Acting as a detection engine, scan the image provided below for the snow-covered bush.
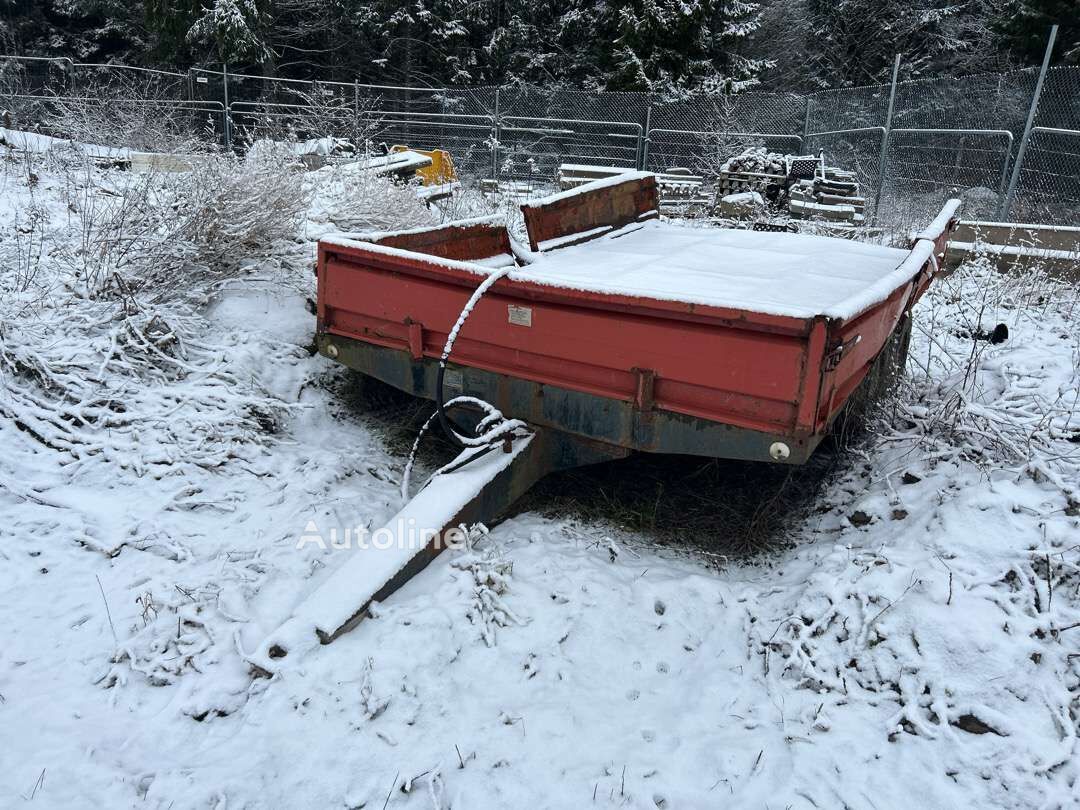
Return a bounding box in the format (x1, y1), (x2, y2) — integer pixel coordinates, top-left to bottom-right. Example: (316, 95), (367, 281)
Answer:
(48, 144), (308, 302)
(176, 145), (309, 281)
(306, 160), (434, 234)
(0, 135), (455, 486)
(0, 146), (310, 481)
(43, 84), (213, 155)
(235, 83), (380, 150)
(900, 254), (1080, 486)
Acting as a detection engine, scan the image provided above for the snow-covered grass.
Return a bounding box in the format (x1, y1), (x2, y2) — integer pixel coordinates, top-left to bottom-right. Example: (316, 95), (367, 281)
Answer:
(1, 144), (1078, 809)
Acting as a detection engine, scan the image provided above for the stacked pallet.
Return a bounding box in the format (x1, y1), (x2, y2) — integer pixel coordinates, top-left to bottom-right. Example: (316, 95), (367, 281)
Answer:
(788, 166), (866, 224)
(717, 149), (786, 195)
(714, 148), (866, 223)
(715, 148), (786, 196)
(715, 170), (785, 197)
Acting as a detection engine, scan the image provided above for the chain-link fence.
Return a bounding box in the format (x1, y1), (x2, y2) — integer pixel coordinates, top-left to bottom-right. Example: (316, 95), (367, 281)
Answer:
(2, 52), (1077, 225)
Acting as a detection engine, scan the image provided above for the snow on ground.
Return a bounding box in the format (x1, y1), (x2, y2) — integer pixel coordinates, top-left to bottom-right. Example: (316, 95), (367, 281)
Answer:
(1, 146), (1079, 809)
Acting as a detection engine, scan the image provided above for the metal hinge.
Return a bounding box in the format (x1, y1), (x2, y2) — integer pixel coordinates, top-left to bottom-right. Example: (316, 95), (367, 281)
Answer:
(824, 334), (861, 370)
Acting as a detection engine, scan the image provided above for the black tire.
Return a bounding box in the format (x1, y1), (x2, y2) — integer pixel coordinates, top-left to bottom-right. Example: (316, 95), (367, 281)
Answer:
(833, 313), (912, 442)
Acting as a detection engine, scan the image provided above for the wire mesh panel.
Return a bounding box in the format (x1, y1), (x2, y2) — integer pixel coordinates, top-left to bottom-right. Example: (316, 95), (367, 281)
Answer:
(2, 53), (1077, 222)
(192, 70), (498, 173)
(496, 116), (641, 181)
(0, 56), (73, 129)
(652, 92), (804, 135)
(500, 86), (651, 126)
(72, 63), (188, 101)
(1012, 128), (1080, 225)
(227, 100), (355, 143)
(645, 129), (803, 174)
(643, 93), (804, 177)
(1030, 66), (1080, 131)
(494, 86), (649, 182)
(367, 111), (495, 178)
(65, 63), (211, 150)
(1017, 65), (1080, 224)
(889, 70), (1039, 136)
(881, 129), (1014, 224)
(805, 127), (886, 203)
(0, 56), (72, 95)
(806, 84), (891, 136)
(360, 86), (496, 177)
(1, 57), (220, 149)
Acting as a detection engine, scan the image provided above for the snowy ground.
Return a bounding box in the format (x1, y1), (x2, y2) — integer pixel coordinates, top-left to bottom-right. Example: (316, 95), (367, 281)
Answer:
(1, 145), (1079, 809)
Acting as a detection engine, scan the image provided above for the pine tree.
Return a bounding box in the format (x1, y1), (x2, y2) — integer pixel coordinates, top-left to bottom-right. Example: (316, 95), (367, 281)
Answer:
(186, 0), (270, 64)
(994, 0), (1078, 65)
(1, 0), (145, 62)
(803, 0), (967, 87)
(599, 0), (769, 94)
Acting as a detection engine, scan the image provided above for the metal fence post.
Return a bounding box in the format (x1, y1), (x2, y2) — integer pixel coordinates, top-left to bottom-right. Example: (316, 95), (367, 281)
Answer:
(222, 61), (232, 150)
(1000, 24), (1058, 220)
(491, 87), (500, 180)
(640, 104), (652, 170)
(63, 58), (76, 96)
(802, 96), (811, 142)
(871, 54), (901, 224)
(353, 78), (360, 148)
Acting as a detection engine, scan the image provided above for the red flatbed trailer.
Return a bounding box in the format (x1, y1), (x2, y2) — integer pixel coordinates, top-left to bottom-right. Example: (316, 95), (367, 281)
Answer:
(316, 174), (958, 466)
(250, 175), (960, 668)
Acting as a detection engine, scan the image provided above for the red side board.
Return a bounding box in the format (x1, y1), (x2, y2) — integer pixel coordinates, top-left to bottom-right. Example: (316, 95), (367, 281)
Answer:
(520, 175), (661, 252)
(369, 220), (511, 262)
(317, 196), (958, 455)
(320, 241), (820, 440)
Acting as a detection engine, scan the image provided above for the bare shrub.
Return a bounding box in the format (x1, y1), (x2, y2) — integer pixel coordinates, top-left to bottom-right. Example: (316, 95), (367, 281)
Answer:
(889, 254), (1080, 491)
(176, 145), (309, 275)
(695, 96), (768, 179)
(307, 158), (434, 233)
(42, 79), (214, 154)
(0, 151), (303, 478)
(50, 145), (309, 302)
(234, 83), (381, 155)
(0, 58), (64, 132)
(0, 289), (299, 477)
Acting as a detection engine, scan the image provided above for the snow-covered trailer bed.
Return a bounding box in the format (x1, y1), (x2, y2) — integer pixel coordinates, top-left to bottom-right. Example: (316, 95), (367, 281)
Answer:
(253, 176), (959, 667)
(315, 174), (958, 465)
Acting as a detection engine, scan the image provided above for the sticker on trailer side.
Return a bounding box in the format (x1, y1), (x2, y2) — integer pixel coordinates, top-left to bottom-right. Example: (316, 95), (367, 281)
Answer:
(508, 305), (532, 327)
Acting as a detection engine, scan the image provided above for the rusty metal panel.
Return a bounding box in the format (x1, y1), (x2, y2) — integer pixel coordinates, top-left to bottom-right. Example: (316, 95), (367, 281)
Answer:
(319, 334), (822, 464)
(520, 174), (660, 252)
(815, 282), (910, 430)
(371, 219), (512, 262)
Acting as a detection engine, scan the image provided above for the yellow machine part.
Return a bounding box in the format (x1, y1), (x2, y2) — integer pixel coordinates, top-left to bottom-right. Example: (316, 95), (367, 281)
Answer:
(390, 145), (457, 185)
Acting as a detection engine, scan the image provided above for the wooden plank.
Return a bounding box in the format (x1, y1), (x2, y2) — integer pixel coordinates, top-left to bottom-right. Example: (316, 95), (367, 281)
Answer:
(951, 221), (1080, 253)
(944, 220), (1079, 276)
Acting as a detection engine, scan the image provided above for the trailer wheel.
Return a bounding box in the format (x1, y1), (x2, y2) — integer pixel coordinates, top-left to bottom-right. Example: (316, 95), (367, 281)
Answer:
(834, 313), (912, 442)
